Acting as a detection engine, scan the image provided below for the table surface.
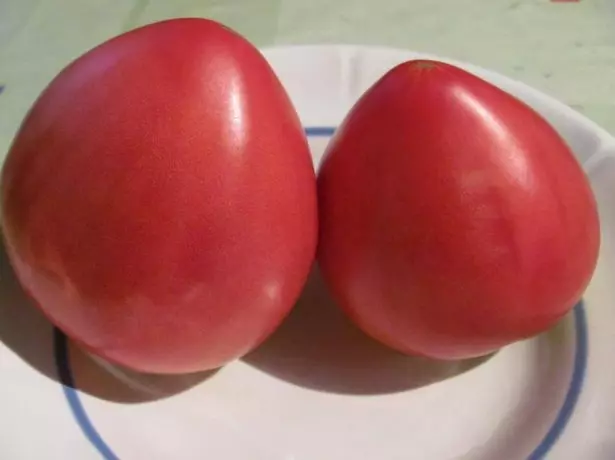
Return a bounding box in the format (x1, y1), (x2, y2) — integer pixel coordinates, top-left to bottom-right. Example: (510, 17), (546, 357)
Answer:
(1, 0), (614, 159)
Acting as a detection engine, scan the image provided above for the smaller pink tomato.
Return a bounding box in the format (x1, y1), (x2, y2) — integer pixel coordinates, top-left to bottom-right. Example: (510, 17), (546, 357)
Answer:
(317, 60), (600, 360)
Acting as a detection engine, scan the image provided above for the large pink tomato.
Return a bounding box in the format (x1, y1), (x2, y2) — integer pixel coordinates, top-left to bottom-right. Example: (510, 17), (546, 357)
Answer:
(0, 19), (317, 374)
(318, 60), (599, 360)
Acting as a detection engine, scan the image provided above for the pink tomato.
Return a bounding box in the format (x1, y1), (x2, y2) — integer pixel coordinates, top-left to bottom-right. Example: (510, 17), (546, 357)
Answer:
(1, 19), (317, 373)
(317, 60), (599, 359)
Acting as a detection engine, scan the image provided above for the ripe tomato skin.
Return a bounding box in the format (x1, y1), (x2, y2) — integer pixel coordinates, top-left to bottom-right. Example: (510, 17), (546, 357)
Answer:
(318, 60), (600, 360)
(0, 19), (318, 374)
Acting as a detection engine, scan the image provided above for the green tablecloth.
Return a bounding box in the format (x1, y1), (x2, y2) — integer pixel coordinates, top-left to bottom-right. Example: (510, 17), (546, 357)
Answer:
(1, 0), (614, 158)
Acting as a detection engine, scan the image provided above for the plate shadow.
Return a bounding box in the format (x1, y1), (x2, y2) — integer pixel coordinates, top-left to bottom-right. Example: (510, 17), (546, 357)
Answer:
(243, 265), (494, 395)
(0, 236), (212, 404)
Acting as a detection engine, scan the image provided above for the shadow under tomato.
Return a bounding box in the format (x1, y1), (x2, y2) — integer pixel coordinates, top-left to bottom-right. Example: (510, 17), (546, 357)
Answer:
(0, 236), (213, 404)
(243, 264), (494, 395)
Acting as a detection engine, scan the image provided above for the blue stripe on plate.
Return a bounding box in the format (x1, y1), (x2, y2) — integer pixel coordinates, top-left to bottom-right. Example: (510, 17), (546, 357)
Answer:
(305, 126), (335, 137)
(528, 302), (588, 459)
(55, 126), (588, 460)
(54, 328), (120, 460)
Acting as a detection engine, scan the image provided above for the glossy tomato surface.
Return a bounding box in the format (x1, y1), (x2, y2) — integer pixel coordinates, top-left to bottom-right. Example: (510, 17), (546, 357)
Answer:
(318, 60), (600, 360)
(0, 19), (317, 374)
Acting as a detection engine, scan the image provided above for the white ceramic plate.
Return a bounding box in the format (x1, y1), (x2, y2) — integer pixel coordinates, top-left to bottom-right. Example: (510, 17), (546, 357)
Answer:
(1, 45), (615, 460)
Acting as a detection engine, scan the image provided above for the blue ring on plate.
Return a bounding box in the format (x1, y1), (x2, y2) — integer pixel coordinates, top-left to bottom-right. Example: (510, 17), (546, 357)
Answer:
(55, 126), (588, 460)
